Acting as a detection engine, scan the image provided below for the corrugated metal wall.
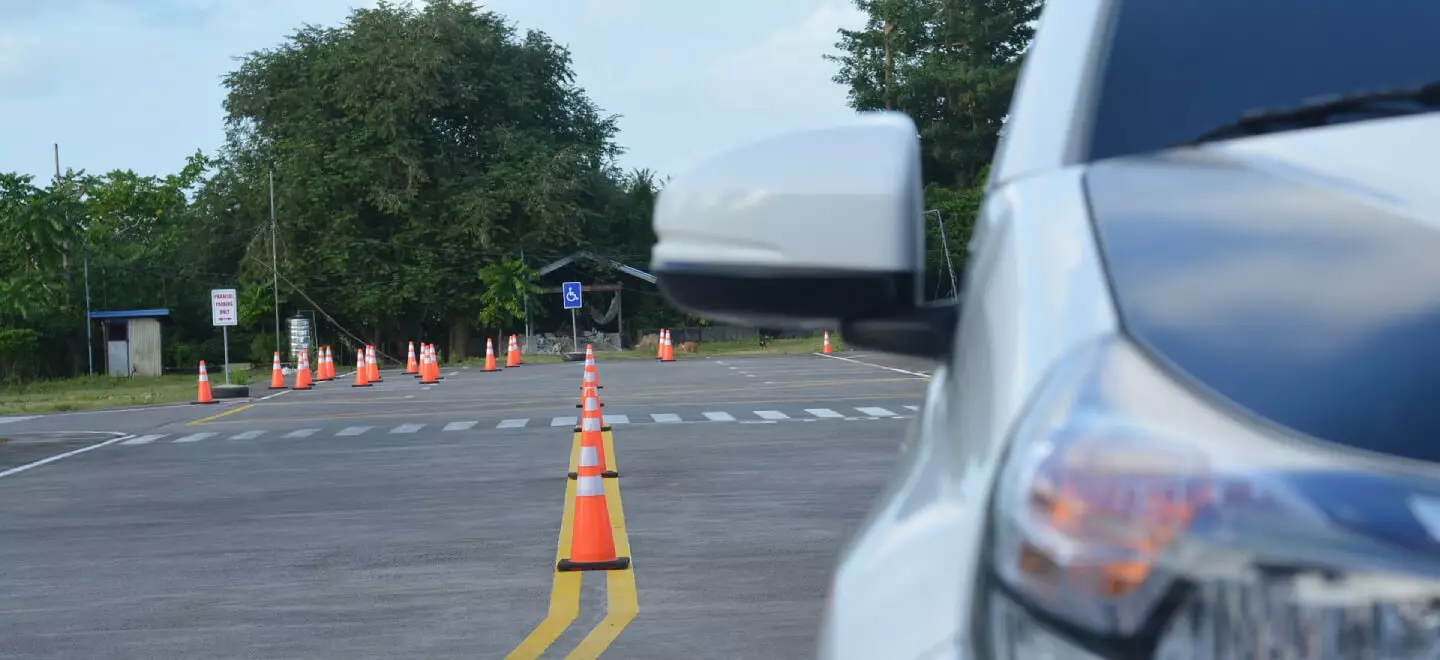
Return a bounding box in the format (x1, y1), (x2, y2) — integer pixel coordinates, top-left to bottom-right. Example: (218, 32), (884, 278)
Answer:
(127, 318), (163, 377)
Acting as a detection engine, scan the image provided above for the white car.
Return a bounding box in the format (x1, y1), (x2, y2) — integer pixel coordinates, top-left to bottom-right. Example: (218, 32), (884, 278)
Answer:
(650, 0), (1440, 657)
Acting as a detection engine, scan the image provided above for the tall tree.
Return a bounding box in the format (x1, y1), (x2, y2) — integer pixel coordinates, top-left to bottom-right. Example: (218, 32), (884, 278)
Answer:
(828, 0), (1039, 188)
(220, 0), (621, 358)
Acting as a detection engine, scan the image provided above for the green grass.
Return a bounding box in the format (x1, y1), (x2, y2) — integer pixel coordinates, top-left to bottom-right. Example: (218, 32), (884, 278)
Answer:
(0, 368), (258, 415)
(442, 336), (841, 367)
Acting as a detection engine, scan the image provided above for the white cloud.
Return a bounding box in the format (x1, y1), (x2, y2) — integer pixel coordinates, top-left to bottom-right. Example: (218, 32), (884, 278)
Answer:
(705, 0), (865, 112)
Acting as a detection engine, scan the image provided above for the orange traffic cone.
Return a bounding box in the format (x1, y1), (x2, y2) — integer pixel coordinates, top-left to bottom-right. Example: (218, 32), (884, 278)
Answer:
(419, 345), (438, 384)
(352, 348), (371, 387)
(505, 334), (521, 368)
(366, 346), (381, 382)
(656, 328), (665, 360)
(557, 423), (629, 571)
(315, 347), (328, 381)
(192, 361), (217, 404)
(481, 338), (499, 372)
(582, 345), (602, 390)
(405, 341), (419, 374)
(430, 344), (445, 381)
(322, 346), (335, 381)
(660, 330), (675, 362)
(268, 352), (287, 389)
(823, 331), (832, 354)
(513, 334), (525, 365)
(568, 385), (617, 478)
(293, 349), (312, 390)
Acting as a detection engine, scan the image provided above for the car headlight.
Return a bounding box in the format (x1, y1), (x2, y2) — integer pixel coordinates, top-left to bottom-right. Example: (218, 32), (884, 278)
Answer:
(983, 337), (1440, 659)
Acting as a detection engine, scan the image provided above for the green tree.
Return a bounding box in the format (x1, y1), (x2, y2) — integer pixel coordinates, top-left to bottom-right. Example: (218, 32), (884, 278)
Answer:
(477, 257), (541, 349)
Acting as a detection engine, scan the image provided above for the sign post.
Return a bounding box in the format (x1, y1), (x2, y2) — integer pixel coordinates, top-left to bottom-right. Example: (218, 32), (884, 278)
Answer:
(210, 289), (238, 384)
(562, 281), (583, 351)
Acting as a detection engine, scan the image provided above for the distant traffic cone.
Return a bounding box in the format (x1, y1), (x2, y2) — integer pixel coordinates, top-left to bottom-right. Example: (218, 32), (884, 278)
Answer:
(823, 331), (832, 354)
(656, 329), (665, 360)
(323, 346), (335, 380)
(268, 352), (287, 389)
(352, 348), (371, 387)
(430, 344), (445, 381)
(513, 334), (524, 365)
(419, 345), (438, 384)
(660, 330), (675, 362)
(582, 345), (602, 389)
(568, 387), (617, 479)
(557, 427), (629, 571)
(505, 334), (521, 368)
(366, 345), (381, 382)
(293, 349), (312, 390)
(405, 341), (419, 374)
(315, 347), (328, 381)
(481, 338), (499, 372)
(192, 361), (217, 404)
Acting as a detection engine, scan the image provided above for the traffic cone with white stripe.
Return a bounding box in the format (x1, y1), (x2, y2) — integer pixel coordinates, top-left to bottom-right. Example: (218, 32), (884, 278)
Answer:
(405, 341), (419, 375)
(655, 328), (665, 360)
(660, 330), (676, 362)
(293, 349), (312, 390)
(582, 345), (602, 389)
(823, 331), (832, 354)
(419, 345), (438, 384)
(505, 334), (521, 368)
(568, 386), (617, 479)
(481, 338), (499, 372)
(429, 344), (445, 381)
(352, 348), (371, 387)
(192, 361), (217, 404)
(324, 346), (335, 381)
(513, 334), (525, 365)
(365, 345), (381, 382)
(268, 352), (287, 389)
(557, 401), (628, 572)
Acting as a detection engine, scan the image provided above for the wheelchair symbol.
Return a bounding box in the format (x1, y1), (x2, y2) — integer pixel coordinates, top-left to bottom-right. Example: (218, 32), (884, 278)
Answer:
(565, 290), (580, 303)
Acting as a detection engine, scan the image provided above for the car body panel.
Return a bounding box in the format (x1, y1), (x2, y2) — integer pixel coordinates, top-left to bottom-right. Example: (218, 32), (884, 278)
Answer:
(1086, 115), (1440, 462)
(818, 167), (1120, 658)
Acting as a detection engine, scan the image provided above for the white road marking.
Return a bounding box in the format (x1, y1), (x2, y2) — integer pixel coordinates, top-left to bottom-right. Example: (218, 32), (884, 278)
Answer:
(703, 412), (735, 422)
(551, 416), (577, 427)
(230, 430), (264, 440)
(754, 410), (789, 420)
(390, 423), (423, 434)
(805, 408), (844, 418)
(258, 389), (292, 401)
(283, 429), (319, 438)
(446, 372), (459, 377)
(904, 405), (921, 411)
(814, 352), (932, 379)
(337, 426), (370, 436)
(0, 434), (133, 479)
(174, 432), (218, 443)
(745, 374), (756, 377)
(120, 434), (165, 445)
(728, 366), (739, 370)
(497, 419), (529, 429)
(857, 407), (898, 417)
(651, 413), (683, 423)
(605, 414), (630, 424)
(443, 421), (478, 431)
(0, 416), (38, 425)
(740, 420), (779, 425)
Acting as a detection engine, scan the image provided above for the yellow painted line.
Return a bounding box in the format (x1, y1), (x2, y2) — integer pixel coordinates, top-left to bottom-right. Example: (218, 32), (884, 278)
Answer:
(505, 433), (585, 660)
(187, 403), (253, 425)
(564, 439), (637, 659)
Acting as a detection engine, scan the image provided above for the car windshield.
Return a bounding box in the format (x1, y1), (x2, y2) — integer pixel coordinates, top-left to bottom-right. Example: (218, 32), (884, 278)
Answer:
(1086, 0), (1440, 160)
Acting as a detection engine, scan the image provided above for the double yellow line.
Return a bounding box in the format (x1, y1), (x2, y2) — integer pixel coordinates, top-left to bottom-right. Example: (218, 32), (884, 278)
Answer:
(506, 429), (637, 659)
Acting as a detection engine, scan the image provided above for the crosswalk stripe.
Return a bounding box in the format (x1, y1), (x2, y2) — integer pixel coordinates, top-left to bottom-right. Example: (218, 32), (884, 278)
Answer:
(230, 430), (264, 440)
(550, 416), (577, 427)
(856, 407), (897, 417)
(805, 408), (844, 418)
(651, 413), (683, 423)
(754, 410), (789, 420)
(443, 421), (478, 431)
(606, 414), (630, 424)
(337, 426), (370, 436)
(390, 423), (423, 434)
(497, 419), (529, 429)
(703, 412), (735, 422)
(121, 434), (164, 445)
(173, 432), (217, 443)
(903, 405), (921, 411)
(284, 429), (319, 438)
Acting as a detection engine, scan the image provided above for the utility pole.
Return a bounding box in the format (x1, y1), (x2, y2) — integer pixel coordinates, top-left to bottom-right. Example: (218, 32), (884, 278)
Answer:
(269, 167), (281, 357)
(927, 209), (960, 299)
(56, 144), (94, 376)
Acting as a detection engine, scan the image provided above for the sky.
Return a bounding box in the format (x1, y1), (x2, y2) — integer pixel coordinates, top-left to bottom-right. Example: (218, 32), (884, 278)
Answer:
(0, 0), (867, 184)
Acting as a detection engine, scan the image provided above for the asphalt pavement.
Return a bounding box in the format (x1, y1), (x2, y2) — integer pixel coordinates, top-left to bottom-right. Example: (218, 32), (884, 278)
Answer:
(0, 350), (933, 659)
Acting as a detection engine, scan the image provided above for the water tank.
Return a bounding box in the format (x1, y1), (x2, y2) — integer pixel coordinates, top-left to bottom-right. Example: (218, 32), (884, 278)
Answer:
(286, 315), (313, 366)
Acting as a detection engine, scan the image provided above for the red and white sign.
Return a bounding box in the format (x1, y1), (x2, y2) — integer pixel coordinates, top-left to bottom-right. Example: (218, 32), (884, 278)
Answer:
(211, 288), (238, 327)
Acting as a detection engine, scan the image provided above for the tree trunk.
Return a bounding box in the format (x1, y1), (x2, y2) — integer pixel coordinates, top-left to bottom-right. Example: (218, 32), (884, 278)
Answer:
(449, 318), (472, 362)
